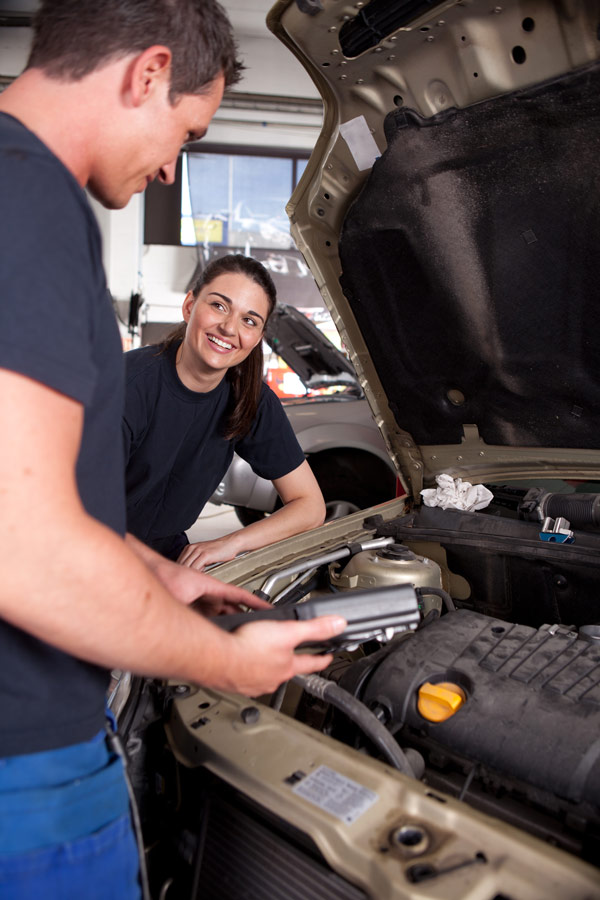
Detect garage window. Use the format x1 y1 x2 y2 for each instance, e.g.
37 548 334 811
181 150 307 249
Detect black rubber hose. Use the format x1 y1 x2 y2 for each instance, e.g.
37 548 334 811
276 574 321 607
417 608 440 630
543 493 600 530
416 586 456 612
269 680 287 711
293 673 416 777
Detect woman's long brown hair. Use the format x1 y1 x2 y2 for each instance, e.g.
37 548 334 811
161 254 277 440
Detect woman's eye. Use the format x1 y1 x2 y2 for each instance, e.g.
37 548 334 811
243 318 258 328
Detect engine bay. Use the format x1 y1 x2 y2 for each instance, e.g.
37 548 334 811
251 496 600 867
115 487 600 898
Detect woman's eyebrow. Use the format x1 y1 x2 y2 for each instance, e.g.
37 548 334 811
209 291 265 324
208 291 232 306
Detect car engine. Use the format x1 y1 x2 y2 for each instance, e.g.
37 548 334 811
248 513 600 871
331 605 600 863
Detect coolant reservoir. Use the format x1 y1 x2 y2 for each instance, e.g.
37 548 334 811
329 543 444 617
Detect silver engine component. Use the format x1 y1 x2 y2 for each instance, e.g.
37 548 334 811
329 542 444 617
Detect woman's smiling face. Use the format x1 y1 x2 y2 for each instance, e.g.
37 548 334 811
179 272 270 381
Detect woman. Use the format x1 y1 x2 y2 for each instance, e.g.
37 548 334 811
123 254 325 570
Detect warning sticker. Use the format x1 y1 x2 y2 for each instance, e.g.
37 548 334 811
339 115 381 172
292 765 378 824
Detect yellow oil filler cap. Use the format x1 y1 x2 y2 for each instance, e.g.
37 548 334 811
418 682 466 723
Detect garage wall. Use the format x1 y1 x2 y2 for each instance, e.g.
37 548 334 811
0 18 323 327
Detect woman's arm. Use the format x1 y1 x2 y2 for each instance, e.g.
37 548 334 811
177 459 325 570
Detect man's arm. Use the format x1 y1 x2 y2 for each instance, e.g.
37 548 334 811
177 459 325 570
0 370 344 694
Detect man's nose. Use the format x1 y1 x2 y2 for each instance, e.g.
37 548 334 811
158 159 178 185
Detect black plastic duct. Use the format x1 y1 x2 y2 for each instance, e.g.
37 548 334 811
339 0 440 56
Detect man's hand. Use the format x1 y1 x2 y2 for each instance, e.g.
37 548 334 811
126 532 269 611
221 615 347 696
156 558 272 613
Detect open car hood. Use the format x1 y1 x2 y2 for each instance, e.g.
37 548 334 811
120 13 600 892
266 0 600 500
266 303 361 393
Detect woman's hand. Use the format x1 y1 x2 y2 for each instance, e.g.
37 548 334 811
180 460 326 572
177 535 242 571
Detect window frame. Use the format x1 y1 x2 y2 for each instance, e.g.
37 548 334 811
144 144 310 249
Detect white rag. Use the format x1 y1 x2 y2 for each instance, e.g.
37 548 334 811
420 474 493 511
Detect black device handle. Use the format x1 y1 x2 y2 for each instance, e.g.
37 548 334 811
211 583 420 651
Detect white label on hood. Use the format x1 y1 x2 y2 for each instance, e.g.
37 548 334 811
340 116 381 171
292 764 378 824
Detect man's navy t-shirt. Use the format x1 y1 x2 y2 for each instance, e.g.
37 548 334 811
0 113 126 756
123 341 306 556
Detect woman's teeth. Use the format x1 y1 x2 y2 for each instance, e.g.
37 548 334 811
208 335 234 350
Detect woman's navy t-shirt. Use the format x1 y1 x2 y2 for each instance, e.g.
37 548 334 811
123 341 306 555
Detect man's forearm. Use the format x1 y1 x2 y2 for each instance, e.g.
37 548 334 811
1 515 233 680
126 531 174 583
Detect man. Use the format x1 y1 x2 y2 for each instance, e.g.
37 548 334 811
0 2 345 896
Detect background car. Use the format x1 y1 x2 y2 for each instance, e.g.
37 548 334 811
210 302 399 523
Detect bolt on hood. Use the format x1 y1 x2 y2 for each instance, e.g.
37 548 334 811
266 0 600 500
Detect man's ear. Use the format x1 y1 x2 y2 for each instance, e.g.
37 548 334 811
182 291 195 323
126 45 172 107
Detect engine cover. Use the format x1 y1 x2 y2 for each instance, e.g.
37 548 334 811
355 610 600 810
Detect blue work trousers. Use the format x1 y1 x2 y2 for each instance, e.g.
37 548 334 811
0 728 141 900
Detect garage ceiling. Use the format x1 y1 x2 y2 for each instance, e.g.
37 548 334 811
0 1 275 39
0 0 321 124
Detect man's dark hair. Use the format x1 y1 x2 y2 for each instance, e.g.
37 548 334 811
27 0 243 98
163 254 277 440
